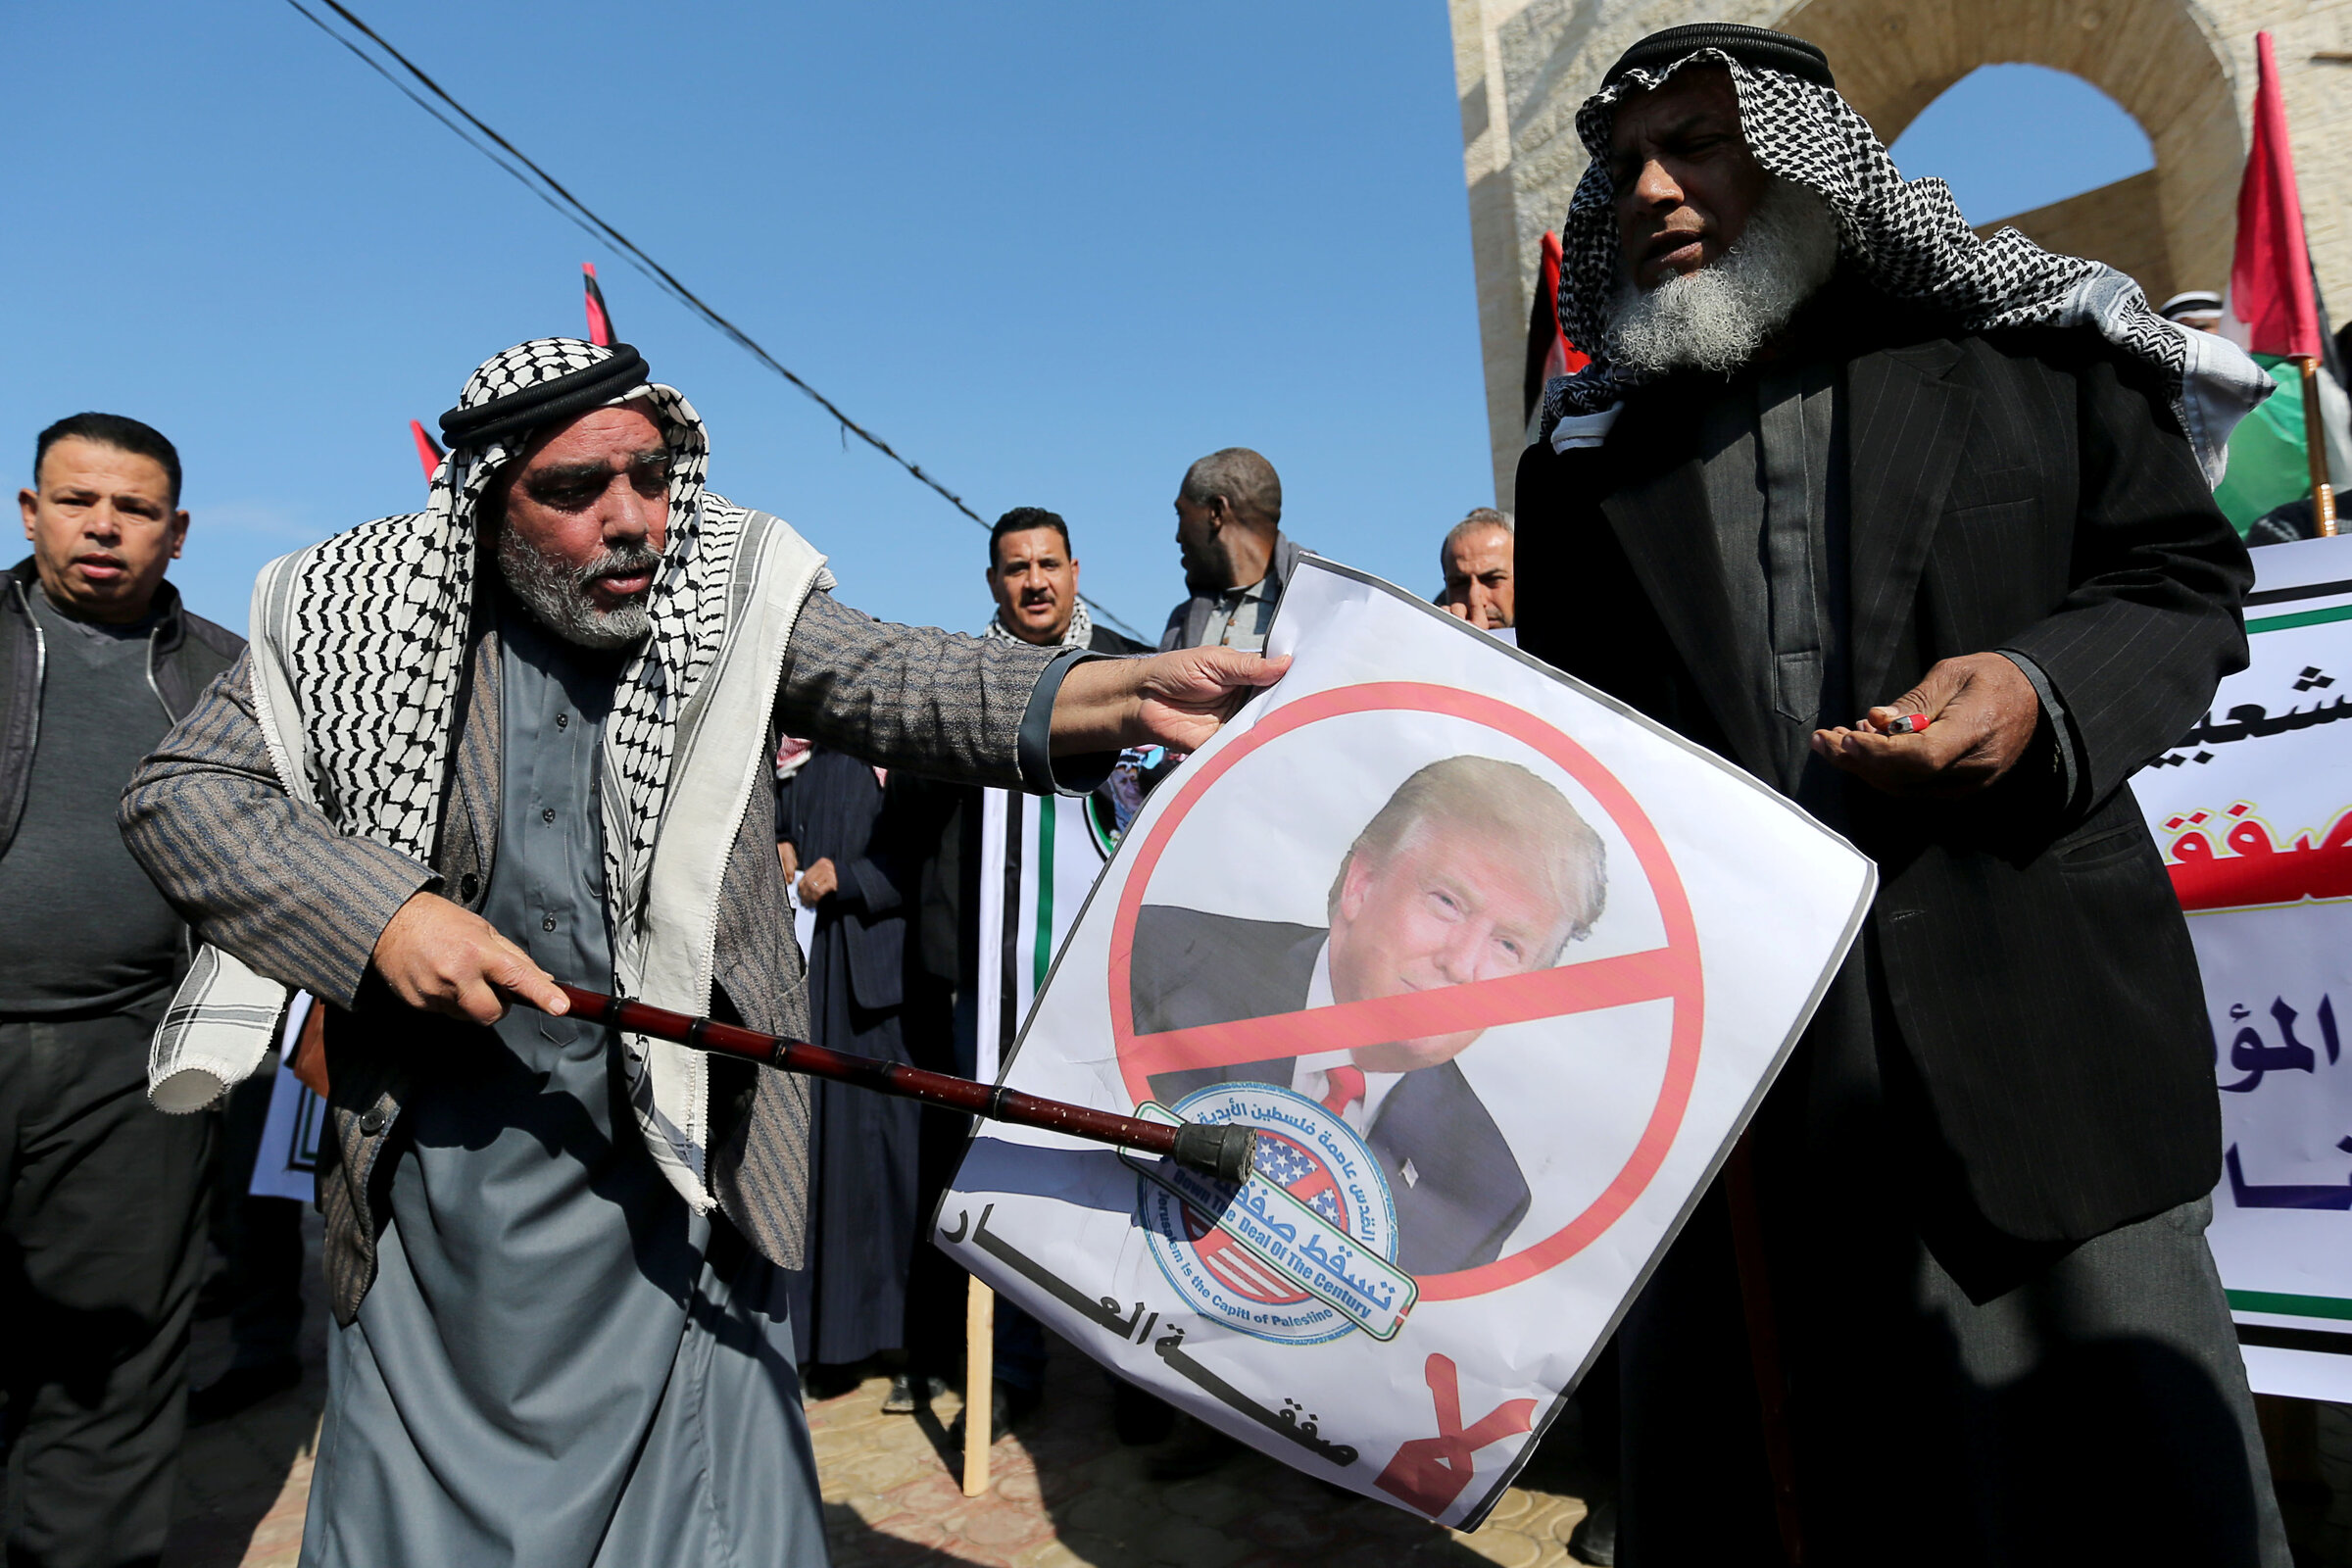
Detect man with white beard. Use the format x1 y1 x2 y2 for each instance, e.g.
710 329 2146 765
1513 24 2287 1568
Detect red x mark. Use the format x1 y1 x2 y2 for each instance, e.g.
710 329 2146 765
1109 683 1706 1301
1374 1352 1538 1516
1121 944 1696 1079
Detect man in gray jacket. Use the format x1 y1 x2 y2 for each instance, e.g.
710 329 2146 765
120 338 1277 1567
4 413 240 1568
1158 447 1308 654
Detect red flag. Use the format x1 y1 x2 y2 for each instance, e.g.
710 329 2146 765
2228 31 2324 359
1522 230 1592 424
409 419 445 481
583 263 616 347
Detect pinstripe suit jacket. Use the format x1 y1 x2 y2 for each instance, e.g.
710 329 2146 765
1516 304 2254 1246
122 589 1056 1322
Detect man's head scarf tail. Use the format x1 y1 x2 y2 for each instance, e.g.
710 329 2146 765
1541 24 2269 482
270 338 751 940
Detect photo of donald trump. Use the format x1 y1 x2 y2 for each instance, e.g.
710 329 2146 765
1136 756 1608 1275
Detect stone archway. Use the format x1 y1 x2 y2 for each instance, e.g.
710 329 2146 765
1449 0 2352 504
1780 0 2237 309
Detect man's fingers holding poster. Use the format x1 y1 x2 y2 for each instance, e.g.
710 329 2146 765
371 890 568 1025
1052 647 1292 756
1810 652 2040 797
1136 646 1292 751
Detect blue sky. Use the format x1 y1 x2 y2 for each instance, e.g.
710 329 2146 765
1887 63 2155 227
9 9 2154 640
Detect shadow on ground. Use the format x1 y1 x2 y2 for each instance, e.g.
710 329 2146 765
141 1206 1603 1566
163 1211 328 1568
812 1330 1605 1568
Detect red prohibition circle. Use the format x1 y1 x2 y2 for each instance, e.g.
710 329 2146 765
1110 682 1704 1302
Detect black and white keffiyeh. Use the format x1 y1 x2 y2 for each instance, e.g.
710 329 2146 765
1541 40 2268 478
275 337 745 929
983 594 1093 649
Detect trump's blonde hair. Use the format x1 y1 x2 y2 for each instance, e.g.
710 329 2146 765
1327 756 1608 957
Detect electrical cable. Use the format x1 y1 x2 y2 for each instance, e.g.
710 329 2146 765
279 0 1152 643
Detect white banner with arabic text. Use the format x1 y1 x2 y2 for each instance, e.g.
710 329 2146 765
2135 534 2352 1401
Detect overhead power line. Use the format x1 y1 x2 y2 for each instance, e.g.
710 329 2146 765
280 0 1151 643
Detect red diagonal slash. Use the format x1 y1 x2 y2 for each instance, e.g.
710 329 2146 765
1122 945 1694 1078
1375 1353 1538 1516
1108 682 1707 1301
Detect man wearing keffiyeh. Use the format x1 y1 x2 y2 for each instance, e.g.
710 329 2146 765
119 338 1280 1567
980 506 1148 656
1514 24 2287 1566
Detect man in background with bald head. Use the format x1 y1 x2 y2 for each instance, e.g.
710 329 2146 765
1160 447 1307 654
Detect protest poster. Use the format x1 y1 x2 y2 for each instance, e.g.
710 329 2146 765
940 556 1875 1526
2132 534 2352 1402
247 992 325 1203
974 752 1171 1082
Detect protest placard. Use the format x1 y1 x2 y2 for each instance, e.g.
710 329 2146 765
2133 534 2352 1402
940 556 1875 1526
247 992 324 1203
974 761 1155 1084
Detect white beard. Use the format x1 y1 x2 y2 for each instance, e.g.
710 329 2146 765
494 526 657 650
1603 179 1842 376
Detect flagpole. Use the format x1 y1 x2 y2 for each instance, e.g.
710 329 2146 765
2299 357 2339 536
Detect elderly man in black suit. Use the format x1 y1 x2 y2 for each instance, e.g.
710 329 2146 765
1514 24 2286 1566
1137 756 1607 1276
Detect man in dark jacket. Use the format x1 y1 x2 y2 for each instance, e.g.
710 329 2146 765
892 508 1151 1428
1514 25 2285 1566
2 413 240 1568
776 746 927 1391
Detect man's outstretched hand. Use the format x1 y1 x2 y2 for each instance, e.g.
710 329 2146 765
1052 647 1291 756
1810 652 2041 798
369 890 569 1025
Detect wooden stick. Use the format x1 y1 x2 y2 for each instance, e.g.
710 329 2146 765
963 1279 996 1496
2300 356 2338 537
545 984 1255 1181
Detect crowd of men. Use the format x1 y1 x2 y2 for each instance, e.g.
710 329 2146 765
0 17 2328 1568
0 400 1513 1563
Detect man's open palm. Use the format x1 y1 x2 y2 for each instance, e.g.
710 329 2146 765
1811 652 2041 798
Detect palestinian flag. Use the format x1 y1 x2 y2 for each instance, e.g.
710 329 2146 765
2227 32 2323 361
1522 230 1590 427
583 263 616 347
2214 31 2348 534
409 419 445 481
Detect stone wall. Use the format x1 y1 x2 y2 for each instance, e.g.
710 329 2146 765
1451 0 2352 506
1975 170 2178 305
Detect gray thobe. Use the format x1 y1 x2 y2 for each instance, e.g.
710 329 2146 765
301 603 826 1568
1617 365 2286 1566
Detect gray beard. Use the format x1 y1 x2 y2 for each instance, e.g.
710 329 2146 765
1603 179 1841 376
494 527 660 650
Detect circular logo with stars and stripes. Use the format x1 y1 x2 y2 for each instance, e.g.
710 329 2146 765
1139 1084 1397 1346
